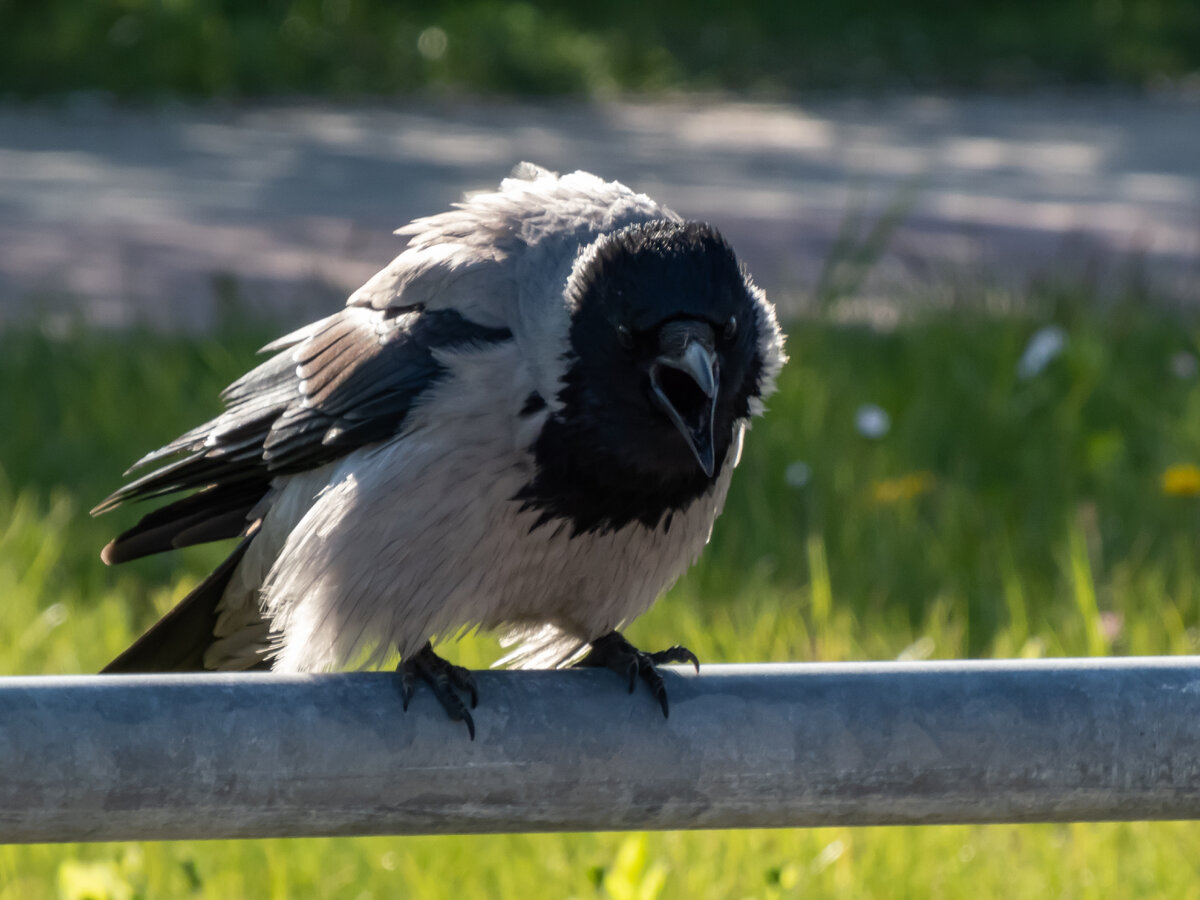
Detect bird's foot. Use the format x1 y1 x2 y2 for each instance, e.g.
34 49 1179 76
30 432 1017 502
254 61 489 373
575 630 699 718
397 642 478 740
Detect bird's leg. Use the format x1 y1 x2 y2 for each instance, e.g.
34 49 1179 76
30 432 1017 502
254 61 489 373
575 630 700 718
397 642 479 740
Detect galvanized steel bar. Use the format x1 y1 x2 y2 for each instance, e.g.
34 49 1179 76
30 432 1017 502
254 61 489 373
2 658 1200 843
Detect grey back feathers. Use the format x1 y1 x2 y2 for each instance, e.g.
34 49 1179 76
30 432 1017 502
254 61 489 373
96 164 785 675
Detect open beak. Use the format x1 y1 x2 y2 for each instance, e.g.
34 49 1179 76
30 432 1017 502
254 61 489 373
650 337 719 477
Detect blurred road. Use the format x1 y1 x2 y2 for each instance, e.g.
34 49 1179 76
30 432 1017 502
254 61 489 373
1 94 1197 330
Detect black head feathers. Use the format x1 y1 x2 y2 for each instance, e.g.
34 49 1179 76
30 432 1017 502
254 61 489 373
518 219 769 535
570 220 748 334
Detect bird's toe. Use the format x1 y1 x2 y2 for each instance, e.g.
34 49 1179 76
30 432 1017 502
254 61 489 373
577 630 697 717
647 644 701 672
396 642 479 739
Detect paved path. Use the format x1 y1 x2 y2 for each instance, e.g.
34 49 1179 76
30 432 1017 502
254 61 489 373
1 94 1197 329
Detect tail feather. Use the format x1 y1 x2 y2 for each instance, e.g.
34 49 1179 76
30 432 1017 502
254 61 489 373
103 537 266 673
100 480 268 565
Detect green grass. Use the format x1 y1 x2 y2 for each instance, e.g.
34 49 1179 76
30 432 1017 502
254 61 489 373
5 292 1200 896
4 0 1200 99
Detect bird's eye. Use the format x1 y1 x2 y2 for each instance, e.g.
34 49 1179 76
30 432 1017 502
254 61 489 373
723 315 738 340
616 325 634 349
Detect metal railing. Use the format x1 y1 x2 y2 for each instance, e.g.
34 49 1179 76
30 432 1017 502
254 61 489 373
2 658 1199 843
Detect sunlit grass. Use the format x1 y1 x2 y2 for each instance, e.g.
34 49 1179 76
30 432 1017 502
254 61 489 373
4 292 1200 897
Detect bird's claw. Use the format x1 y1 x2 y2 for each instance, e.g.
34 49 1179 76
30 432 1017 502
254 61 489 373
576 631 700 718
647 644 701 672
396 642 478 740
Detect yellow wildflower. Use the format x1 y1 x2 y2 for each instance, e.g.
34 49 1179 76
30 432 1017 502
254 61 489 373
871 470 936 504
1162 464 1200 497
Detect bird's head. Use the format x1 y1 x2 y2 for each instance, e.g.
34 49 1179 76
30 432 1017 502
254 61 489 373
520 219 783 534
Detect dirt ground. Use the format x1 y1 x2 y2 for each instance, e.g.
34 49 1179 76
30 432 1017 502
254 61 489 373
2 92 1197 330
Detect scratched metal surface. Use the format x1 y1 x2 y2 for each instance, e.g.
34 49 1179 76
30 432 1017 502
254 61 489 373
1 659 1199 842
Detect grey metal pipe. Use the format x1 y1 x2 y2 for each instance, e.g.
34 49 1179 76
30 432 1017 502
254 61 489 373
2 658 1200 843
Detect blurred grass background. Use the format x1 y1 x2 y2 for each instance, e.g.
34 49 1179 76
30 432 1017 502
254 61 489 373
5 289 1200 895
3 0 1200 99
5 0 1200 891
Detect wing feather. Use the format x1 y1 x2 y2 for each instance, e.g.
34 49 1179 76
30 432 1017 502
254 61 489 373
95 304 511 562
96 165 666 564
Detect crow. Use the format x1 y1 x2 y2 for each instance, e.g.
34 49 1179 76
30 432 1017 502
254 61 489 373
95 164 786 738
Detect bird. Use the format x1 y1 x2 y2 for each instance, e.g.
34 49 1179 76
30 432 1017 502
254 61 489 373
94 163 786 738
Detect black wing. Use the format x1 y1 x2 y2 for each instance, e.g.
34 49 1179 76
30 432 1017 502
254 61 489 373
95 305 512 565
101 535 259 672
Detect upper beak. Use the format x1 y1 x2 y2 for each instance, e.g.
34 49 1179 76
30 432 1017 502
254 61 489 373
650 336 720 477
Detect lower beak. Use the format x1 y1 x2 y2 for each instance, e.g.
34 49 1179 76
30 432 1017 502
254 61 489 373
650 340 719 477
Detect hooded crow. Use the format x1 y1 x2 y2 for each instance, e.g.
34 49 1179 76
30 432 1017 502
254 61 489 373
95 164 786 737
